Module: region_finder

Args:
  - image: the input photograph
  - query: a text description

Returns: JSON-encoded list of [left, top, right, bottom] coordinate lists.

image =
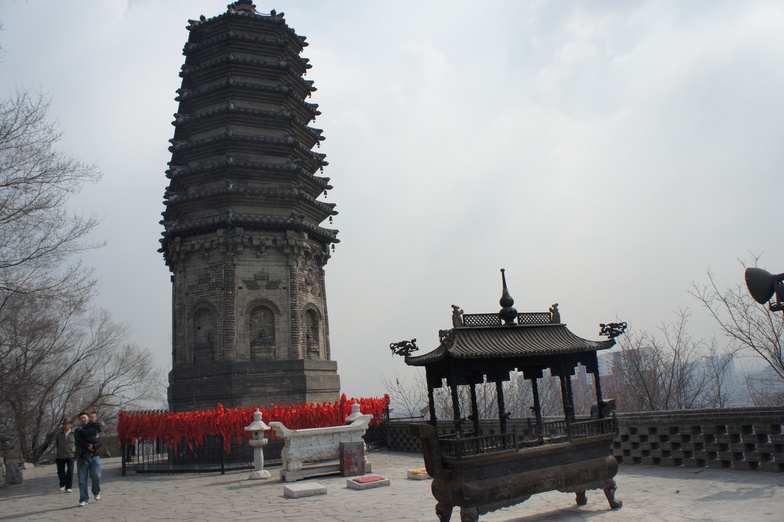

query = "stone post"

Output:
[[244, 409, 271, 479]]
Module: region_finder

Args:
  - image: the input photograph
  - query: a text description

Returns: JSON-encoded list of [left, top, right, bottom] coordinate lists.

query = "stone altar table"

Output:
[[270, 407, 373, 482]]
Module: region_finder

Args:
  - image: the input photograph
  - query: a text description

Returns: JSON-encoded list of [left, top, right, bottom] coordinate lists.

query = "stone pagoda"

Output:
[[160, 0, 340, 411]]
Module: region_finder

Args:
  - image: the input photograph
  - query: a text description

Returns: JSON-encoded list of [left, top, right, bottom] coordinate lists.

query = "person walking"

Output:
[[53, 418, 75, 492], [74, 412, 102, 507]]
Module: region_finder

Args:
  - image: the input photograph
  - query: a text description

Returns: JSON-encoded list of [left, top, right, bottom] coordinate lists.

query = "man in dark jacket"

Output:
[[74, 412, 102, 507], [54, 418, 75, 492]]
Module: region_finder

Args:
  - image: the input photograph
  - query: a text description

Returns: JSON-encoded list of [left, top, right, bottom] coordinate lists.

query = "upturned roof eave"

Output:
[[405, 324, 615, 366]]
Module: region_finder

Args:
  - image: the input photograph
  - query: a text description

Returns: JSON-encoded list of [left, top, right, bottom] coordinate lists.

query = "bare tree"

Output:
[[0, 89, 101, 310], [743, 370, 784, 406], [381, 370, 428, 419], [0, 90, 163, 462], [610, 310, 714, 411], [0, 294, 164, 462], [504, 372, 535, 418], [384, 369, 555, 425], [690, 265, 784, 385]]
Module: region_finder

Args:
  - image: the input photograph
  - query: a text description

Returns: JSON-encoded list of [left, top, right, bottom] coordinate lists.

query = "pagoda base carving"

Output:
[[168, 360, 340, 412]]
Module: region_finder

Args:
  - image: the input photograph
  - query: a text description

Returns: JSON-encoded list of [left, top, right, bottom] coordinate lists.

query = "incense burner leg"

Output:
[[460, 506, 479, 522], [603, 480, 623, 509], [575, 491, 587, 506], [436, 502, 453, 522]]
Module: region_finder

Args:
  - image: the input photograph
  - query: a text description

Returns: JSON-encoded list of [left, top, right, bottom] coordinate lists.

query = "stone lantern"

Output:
[[244, 408, 271, 479]]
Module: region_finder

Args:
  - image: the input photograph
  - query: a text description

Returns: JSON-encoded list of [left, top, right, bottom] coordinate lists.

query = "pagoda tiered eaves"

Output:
[[164, 158, 330, 181], [164, 1, 341, 411], [175, 81, 320, 116], [162, 212, 338, 241], [168, 134, 327, 169], [165, 184, 336, 211]]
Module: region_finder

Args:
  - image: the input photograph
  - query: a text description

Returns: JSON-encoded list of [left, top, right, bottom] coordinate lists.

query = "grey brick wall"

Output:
[[613, 407, 784, 472], [388, 407, 784, 473]]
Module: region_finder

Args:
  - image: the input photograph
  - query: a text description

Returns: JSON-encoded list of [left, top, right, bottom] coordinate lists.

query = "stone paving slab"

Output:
[[1, 451, 783, 521], [283, 482, 328, 498]]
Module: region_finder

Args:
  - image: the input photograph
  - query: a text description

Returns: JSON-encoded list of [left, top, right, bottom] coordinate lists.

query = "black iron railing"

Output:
[[121, 435, 282, 475], [436, 417, 617, 460], [440, 431, 518, 458], [534, 417, 616, 442], [121, 423, 388, 475]]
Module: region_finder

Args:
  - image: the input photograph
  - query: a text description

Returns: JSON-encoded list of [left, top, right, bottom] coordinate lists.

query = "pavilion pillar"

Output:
[[427, 386, 437, 426], [591, 352, 605, 418], [556, 366, 573, 441], [469, 383, 480, 434], [426, 367, 438, 426], [448, 360, 462, 433], [557, 375, 572, 440], [530, 377, 544, 442], [556, 360, 576, 425], [495, 379, 509, 434], [564, 374, 575, 423]]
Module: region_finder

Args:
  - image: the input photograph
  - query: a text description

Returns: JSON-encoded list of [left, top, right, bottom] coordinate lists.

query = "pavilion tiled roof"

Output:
[[405, 323, 614, 366]]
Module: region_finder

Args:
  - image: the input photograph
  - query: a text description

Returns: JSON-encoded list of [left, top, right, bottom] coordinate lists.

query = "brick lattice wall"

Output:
[[614, 407, 784, 472], [388, 407, 784, 473]]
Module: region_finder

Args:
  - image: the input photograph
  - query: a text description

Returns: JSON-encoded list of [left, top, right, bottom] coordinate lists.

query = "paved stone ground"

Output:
[[2, 451, 783, 521]]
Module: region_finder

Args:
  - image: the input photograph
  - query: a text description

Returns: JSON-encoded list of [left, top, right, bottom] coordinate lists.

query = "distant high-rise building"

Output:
[[161, 1, 341, 411]]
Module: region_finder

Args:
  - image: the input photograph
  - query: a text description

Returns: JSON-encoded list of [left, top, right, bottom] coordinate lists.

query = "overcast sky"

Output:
[[2, 0, 783, 401]]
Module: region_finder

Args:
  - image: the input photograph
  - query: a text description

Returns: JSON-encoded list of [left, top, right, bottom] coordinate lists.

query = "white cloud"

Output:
[[1, 0, 782, 399]]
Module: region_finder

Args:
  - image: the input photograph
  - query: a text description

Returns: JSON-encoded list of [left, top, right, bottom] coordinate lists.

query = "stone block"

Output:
[[742, 434, 762, 444], [340, 441, 365, 477], [760, 462, 783, 472], [770, 434, 784, 444], [279, 463, 341, 483], [753, 424, 773, 435], [731, 460, 755, 471], [727, 424, 744, 435], [283, 482, 328, 498], [347, 475, 390, 490], [745, 452, 762, 463], [717, 451, 735, 461], [4, 461, 22, 485]]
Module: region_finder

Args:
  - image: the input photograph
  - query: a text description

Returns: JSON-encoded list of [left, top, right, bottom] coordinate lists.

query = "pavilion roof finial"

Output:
[[499, 268, 517, 325]]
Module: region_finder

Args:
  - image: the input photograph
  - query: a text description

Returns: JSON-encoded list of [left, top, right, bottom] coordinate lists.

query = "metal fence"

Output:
[[121, 423, 387, 476]]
